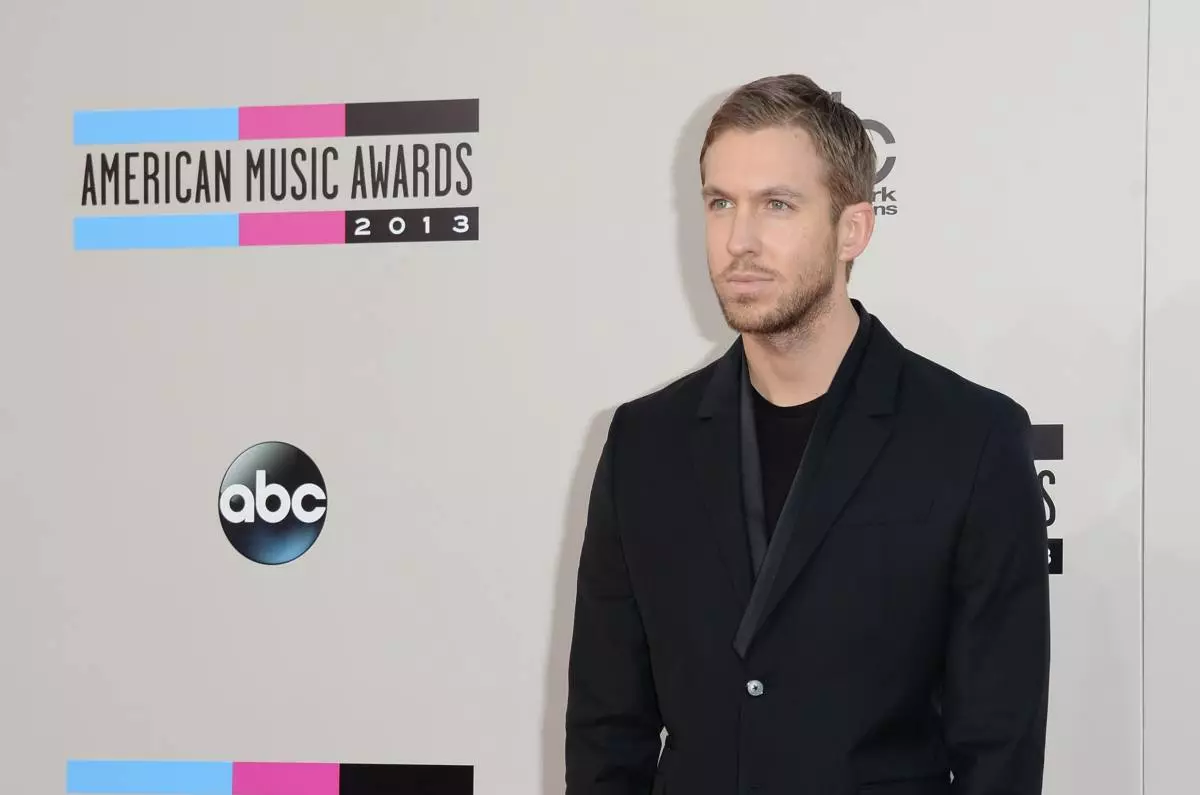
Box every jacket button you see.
[746,679,764,697]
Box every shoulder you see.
[859,310,1033,457]
[895,345,1034,457]
[906,345,1029,416]
[607,347,728,436]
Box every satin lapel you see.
[752,404,893,639]
[690,340,754,609]
[732,308,903,658]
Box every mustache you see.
[720,259,777,278]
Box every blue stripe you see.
[74,215,240,250]
[66,761,233,794]
[74,108,239,145]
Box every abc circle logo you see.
[218,441,327,565]
[829,90,896,183]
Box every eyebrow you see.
[701,184,807,201]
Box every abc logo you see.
[218,441,327,565]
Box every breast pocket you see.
[829,477,947,587]
[834,486,934,528]
[819,498,952,644]
[859,772,951,795]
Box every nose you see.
[725,207,760,258]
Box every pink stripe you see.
[239,104,345,139]
[239,211,345,246]
[232,762,339,795]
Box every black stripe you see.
[1048,538,1063,574]
[345,206,478,243]
[339,763,473,795]
[346,99,479,136]
[1031,424,1063,461]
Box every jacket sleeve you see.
[565,407,664,794]
[944,402,1052,794]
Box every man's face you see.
[701,125,843,336]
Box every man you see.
[564,74,1050,795]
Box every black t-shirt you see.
[751,386,823,539]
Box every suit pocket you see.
[858,773,950,795]
[835,490,934,527]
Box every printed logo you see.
[66,759,474,795]
[74,98,479,250]
[218,441,327,565]
[1032,423,1064,575]
[831,90,899,217]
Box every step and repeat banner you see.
[0,0,1165,793]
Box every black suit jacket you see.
[565,302,1051,795]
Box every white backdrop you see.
[0,0,1169,793]
[1145,0,1200,791]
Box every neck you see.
[742,294,860,407]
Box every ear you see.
[836,201,875,263]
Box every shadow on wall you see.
[674,88,739,349]
[539,87,737,794]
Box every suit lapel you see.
[750,398,894,640]
[690,339,754,609]
[732,307,904,658]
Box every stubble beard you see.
[712,245,839,342]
